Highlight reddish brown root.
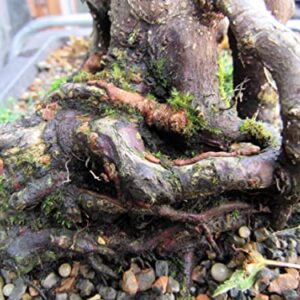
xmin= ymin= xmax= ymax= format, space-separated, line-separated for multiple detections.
xmin=88 ymin=80 xmax=188 ymax=134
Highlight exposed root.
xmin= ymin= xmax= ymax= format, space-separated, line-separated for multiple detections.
xmin=88 ymin=79 xmax=188 ymax=134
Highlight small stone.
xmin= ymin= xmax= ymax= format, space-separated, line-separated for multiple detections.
xmin=42 ymin=272 xmax=59 ymax=289
xmin=195 ymin=294 xmax=210 ymax=300
xmin=29 ymin=280 xmax=39 ymax=297
xmin=281 ymin=240 xmax=288 ymax=249
xmin=116 ymin=291 xmax=134 ymax=300
xmin=157 ymin=294 xmax=175 ymax=300
xmin=257 ymin=268 xmax=278 ymax=286
xmin=189 ymin=285 xmax=197 ymax=295
xmin=121 ymin=270 xmax=138 ymax=295
xmin=97 ymin=236 xmax=106 ymax=245
xmin=8 ymin=278 xmax=27 ymax=300
xmin=129 ymin=263 xmax=141 ymax=274
xmin=136 ymin=268 xmax=155 ymax=292
xmin=87 ymin=295 xmax=102 ymax=300
xmin=268 ymin=268 xmax=300 ymax=295
xmin=239 ymin=226 xmax=251 ymax=239
xmin=37 ymin=61 xmax=51 ymax=71
xmin=214 ymin=294 xmax=228 ymax=300
xmin=211 ymin=263 xmax=230 ymax=282
xmin=288 ymin=239 xmax=297 ymax=250
xmin=229 ymin=288 xmax=240 ymax=298
xmin=22 ymin=293 xmax=32 ymax=300
xmin=58 ymin=263 xmax=72 ymax=278
xmin=254 ymin=294 xmax=269 ymax=300
xmin=3 ymin=283 xmax=14 ymax=297
xmin=191 ymin=265 xmax=206 ymax=284
xmin=287 ymin=251 xmax=298 ymax=263
xmin=232 ymin=235 xmax=246 ymax=247
xmin=77 ymin=279 xmax=95 ymax=297
xmin=254 ymin=228 xmax=270 ymax=242
xmin=265 ymin=248 xmax=283 ymax=260
xmin=155 ymin=261 xmax=169 ymax=277
xmin=270 ymin=296 xmax=283 ymax=300
xmin=207 ymin=251 xmax=217 ymax=260
xmin=152 ymin=276 xmax=169 ymax=294
xmin=55 ymin=293 xmax=68 ymax=300
xmin=167 ymin=277 xmax=180 ymax=293
xmin=265 ymin=236 xmax=281 ymax=249
xmin=282 ymin=289 xmax=299 ymax=300
xmin=98 ymin=286 xmax=117 ymax=300
xmin=200 ymin=260 xmax=212 ymax=269
xmin=69 ymin=293 xmax=82 ymax=300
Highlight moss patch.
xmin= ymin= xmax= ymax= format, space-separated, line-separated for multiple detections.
xmin=240 ymin=117 xmax=274 ymax=144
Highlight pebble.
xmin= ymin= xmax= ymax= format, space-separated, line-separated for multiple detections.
xmin=58 ymin=263 xmax=72 ymax=278
xmin=77 ymin=279 xmax=95 ymax=297
xmin=254 ymin=294 xmax=269 ymax=300
xmin=268 ymin=268 xmax=299 ymax=295
xmin=121 ymin=270 xmax=138 ymax=295
xmin=152 ymin=276 xmax=169 ymax=294
xmin=270 ymin=296 xmax=283 ymax=300
xmin=191 ymin=265 xmax=206 ymax=284
xmin=97 ymin=236 xmax=106 ymax=245
xmin=239 ymin=226 xmax=251 ymax=239
xmin=211 ymin=263 xmax=230 ymax=282
xmin=98 ymin=286 xmax=117 ymax=300
xmin=136 ymin=268 xmax=155 ymax=292
xmin=232 ymin=235 xmax=246 ymax=247
xmin=214 ymin=294 xmax=228 ymax=300
xmin=287 ymin=238 xmax=297 ymax=250
xmin=282 ymin=289 xmax=299 ymax=300
xmin=265 ymin=248 xmax=284 ymax=260
xmin=8 ymin=278 xmax=27 ymax=300
xmin=55 ymin=293 xmax=68 ymax=300
xmin=287 ymin=251 xmax=298 ymax=263
xmin=265 ymin=236 xmax=281 ymax=249
xmin=21 ymin=293 xmax=32 ymax=300
xmin=166 ymin=277 xmax=180 ymax=293
xmin=69 ymin=293 xmax=82 ymax=300
xmin=254 ymin=228 xmax=271 ymax=242
xmin=129 ymin=263 xmax=141 ymax=274
xmin=42 ymin=272 xmax=59 ymax=289
xmin=281 ymin=240 xmax=288 ymax=249
xmin=87 ymin=295 xmax=102 ymax=300
xmin=155 ymin=261 xmax=169 ymax=277
xmin=3 ymin=283 xmax=14 ymax=297
xmin=157 ymin=294 xmax=175 ymax=300
xmin=257 ymin=268 xmax=278 ymax=285
xmin=116 ymin=291 xmax=134 ymax=300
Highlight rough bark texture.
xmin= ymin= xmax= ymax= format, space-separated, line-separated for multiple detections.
xmin=217 ymin=0 xmax=300 ymax=226
xmin=230 ymin=0 xmax=295 ymax=124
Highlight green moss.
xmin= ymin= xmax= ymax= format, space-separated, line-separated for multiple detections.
xmin=42 ymin=191 xmax=74 ymax=229
xmin=150 ymin=57 xmax=170 ymax=90
xmin=217 ymin=50 xmax=234 ymax=108
xmin=240 ymin=117 xmax=273 ymax=144
xmin=72 ymin=71 xmax=90 ymax=83
xmin=166 ymin=88 xmax=220 ymax=136
xmin=48 ymin=77 xmax=67 ymax=93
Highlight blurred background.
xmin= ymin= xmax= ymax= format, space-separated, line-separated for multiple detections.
xmin=0 ymin=0 xmax=89 ymax=68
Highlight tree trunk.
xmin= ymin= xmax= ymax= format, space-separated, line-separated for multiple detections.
xmin=0 ymin=0 xmax=299 ymax=275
